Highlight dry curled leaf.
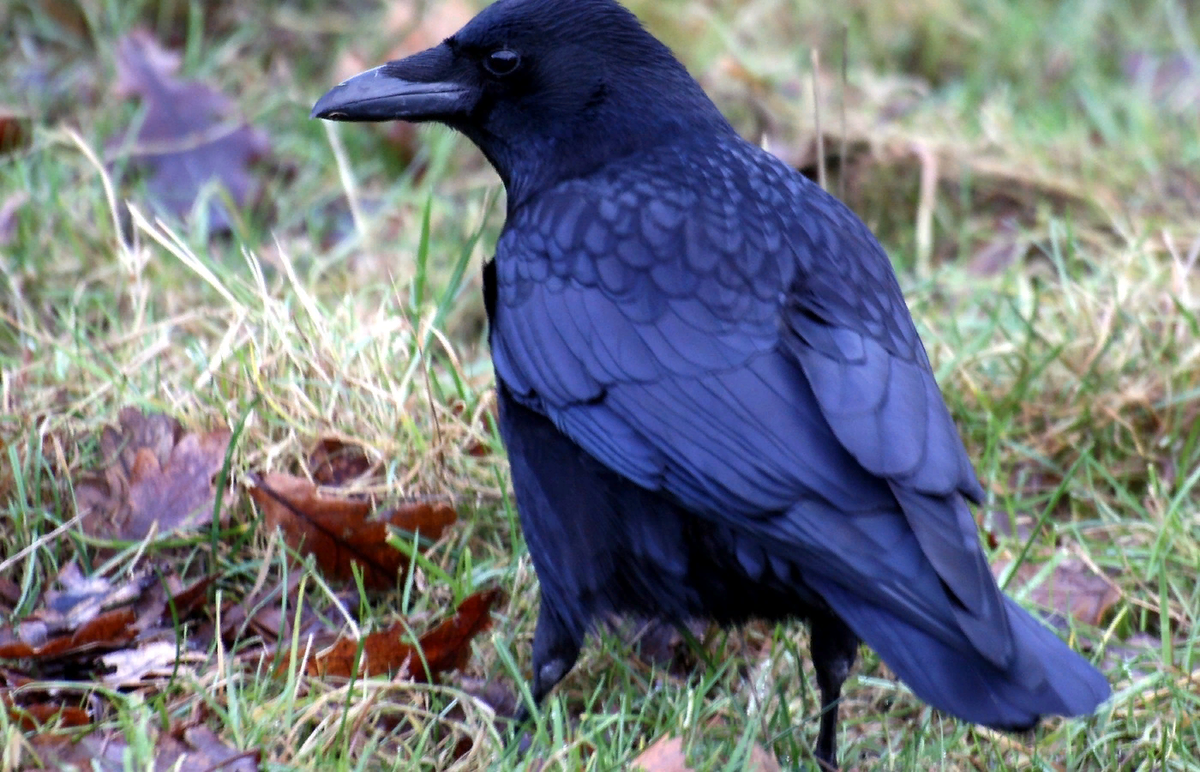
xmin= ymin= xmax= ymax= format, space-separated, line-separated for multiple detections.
xmin=74 ymin=407 xmax=232 ymax=541
xmin=249 ymin=472 xmax=456 ymax=590
xmin=305 ymin=588 xmax=500 ymax=681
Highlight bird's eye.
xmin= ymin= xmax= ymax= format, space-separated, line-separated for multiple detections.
xmin=484 ymin=49 xmax=521 ymax=77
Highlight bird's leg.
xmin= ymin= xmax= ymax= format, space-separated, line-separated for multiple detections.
xmin=809 ymin=612 xmax=859 ymax=771
xmin=513 ymin=599 xmax=581 ymax=725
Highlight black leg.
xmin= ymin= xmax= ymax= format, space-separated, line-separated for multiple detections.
xmin=513 ymin=598 xmax=582 ymax=725
xmin=809 ymin=612 xmax=859 ymax=770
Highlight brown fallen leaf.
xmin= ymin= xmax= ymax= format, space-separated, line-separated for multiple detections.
xmin=0 ymin=607 xmax=137 ymax=660
xmin=8 ymin=703 xmax=91 ymax=730
xmin=0 ymin=562 xmax=220 ymax=736
xmin=632 ymin=735 xmax=781 ymax=772
xmin=160 ymin=574 xmax=215 ymax=625
xmin=123 ymin=572 xmax=215 ymax=647
xmin=0 ymin=565 xmax=162 ymax=664
xmin=74 ymin=407 xmax=232 ymax=541
xmin=114 ymin=30 xmax=269 ymax=230
xmin=629 ymin=618 xmax=707 ymax=677
xmin=997 ymin=556 xmax=1120 ymax=628
xmin=305 ymin=588 xmax=500 ymax=681
xmin=308 ymin=438 xmax=372 ymax=486
xmin=0 ymin=109 xmax=32 ymax=156
xmin=2 ymin=695 xmax=91 ymax=730
xmin=249 ymin=472 xmax=456 ymax=590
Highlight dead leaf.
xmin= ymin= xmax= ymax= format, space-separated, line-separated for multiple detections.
xmin=34 ymin=564 xmax=155 ymax=633
xmin=997 ymin=556 xmax=1120 ymax=628
xmin=162 ymin=574 xmax=215 ymax=623
xmin=29 ymin=724 xmax=260 ymax=772
xmin=28 ymin=731 xmax=130 ymax=772
xmin=0 ymin=563 xmax=221 ymax=746
xmin=0 ymin=109 xmax=32 ymax=156
xmin=127 ymin=572 xmax=214 ymax=644
xmin=159 ymin=725 xmax=260 ymax=771
xmin=632 ymin=735 xmax=781 ymax=772
xmin=0 ymin=607 xmax=136 ymax=660
xmin=114 ymin=30 xmax=269 ymax=230
xmin=0 ymin=561 xmax=214 ymax=695
xmin=99 ymin=640 xmax=186 ymax=687
xmin=75 ymin=407 xmax=232 ymax=541
xmin=305 ymin=588 xmax=500 ymax=681
xmin=630 ymin=618 xmax=707 ymax=678
xmin=403 ymin=588 xmax=501 ymax=677
xmin=0 ymin=577 xmax=21 ymax=612
xmin=459 ymin=676 xmax=522 ymax=720
xmin=0 ymin=563 xmax=151 ymax=650
xmin=220 ymin=572 xmax=319 ymax=646
xmin=2 ymin=693 xmax=91 ymax=730
xmin=249 ymin=472 xmax=456 ymax=590
xmin=308 ymin=438 xmax=372 ymax=486
xmin=2 ymin=701 xmax=90 ymax=729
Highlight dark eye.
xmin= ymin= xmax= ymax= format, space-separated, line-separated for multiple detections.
xmin=484 ymin=49 xmax=521 ymax=77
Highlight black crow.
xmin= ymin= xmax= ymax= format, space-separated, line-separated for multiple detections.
xmin=312 ymin=0 xmax=1109 ymax=766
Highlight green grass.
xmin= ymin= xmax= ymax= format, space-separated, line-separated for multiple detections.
xmin=1 ymin=0 xmax=1198 ymax=769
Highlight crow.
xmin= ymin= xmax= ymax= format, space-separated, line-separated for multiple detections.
xmin=312 ymin=0 xmax=1110 ymax=766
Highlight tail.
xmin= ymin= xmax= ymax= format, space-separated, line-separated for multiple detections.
xmin=812 ymin=579 xmax=1110 ymax=728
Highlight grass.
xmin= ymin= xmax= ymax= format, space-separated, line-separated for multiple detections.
xmin=1 ymin=0 xmax=1199 ymax=769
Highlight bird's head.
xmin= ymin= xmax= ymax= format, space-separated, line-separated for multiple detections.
xmin=312 ymin=0 xmax=729 ymax=204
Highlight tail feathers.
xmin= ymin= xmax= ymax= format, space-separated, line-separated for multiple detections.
xmin=813 ymin=579 xmax=1110 ymax=728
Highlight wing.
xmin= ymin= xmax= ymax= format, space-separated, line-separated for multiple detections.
xmin=490 ymin=139 xmax=1010 ymax=666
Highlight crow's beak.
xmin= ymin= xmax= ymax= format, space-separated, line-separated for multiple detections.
xmin=311 ymin=47 xmax=474 ymax=122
